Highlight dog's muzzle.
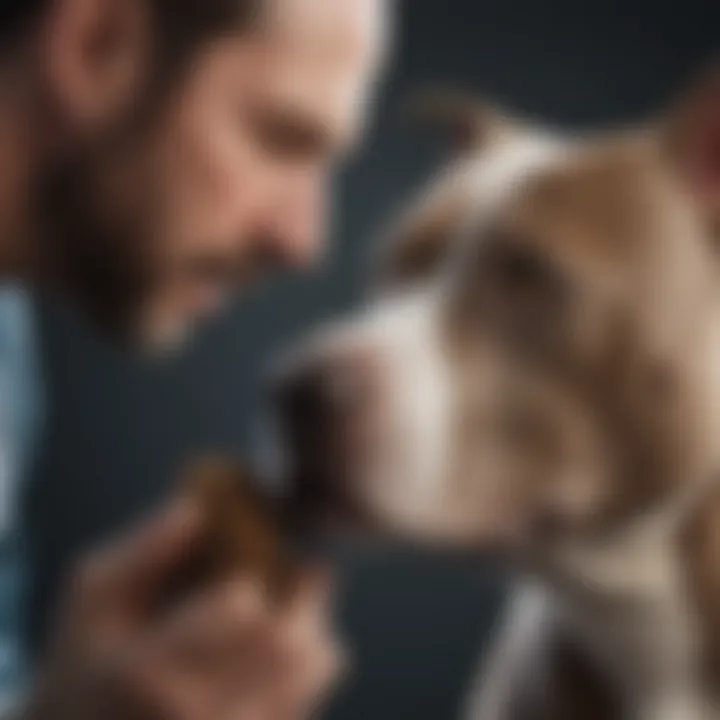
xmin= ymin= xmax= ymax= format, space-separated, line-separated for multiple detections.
xmin=272 ymin=341 xmax=379 ymax=527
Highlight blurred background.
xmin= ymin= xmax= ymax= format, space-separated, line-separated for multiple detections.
xmin=24 ymin=0 xmax=719 ymax=717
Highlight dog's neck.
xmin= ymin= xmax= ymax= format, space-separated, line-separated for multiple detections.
xmin=524 ymin=474 xmax=720 ymax=717
xmin=548 ymin=483 xmax=708 ymax=602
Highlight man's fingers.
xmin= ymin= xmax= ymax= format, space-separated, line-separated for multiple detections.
xmin=254 ymin=569 xmax=345 ymax=720
xmin=127 ymin=580 xmax=272 ymax=718
xmin=77 ymin=497 xmax=202 ymax=610
xmin=127 ymin=568 xmax=346 ymax=720
xmin=285 ymin=637 xmax=347 ymax=706
xmin=286 ymin=565 xmax=335 ymax=627
xmin=151 ymin=578 xmax=271 ymax=667
xmin=238 ymin=631 xmax=347 ymax=720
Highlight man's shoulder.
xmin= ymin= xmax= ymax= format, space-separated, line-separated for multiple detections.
xmin=0 ymin=287 xmax=37 ymax=350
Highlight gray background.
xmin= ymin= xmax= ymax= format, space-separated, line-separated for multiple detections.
xmin=24 ymin=0 xmax=720 ymax=717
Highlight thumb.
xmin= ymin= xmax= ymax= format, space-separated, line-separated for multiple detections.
xmin=86 ymin=497 xmax=203 ymax=612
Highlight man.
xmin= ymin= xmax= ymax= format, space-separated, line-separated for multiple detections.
xmin=0 ymin=0 xmax=390 ymax=717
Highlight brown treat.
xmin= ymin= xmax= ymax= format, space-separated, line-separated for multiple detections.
xmin=180 ymin=457 xmax=294 ymax=602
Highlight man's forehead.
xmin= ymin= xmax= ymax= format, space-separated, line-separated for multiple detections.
xmin=253 ymin=0 xmax=388 ymax=146
xmin=262 ymin=0 xmax=389 ymax=56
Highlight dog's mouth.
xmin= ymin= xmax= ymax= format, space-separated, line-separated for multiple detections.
xmin=258 ymin=343 xmax=390 ymax=540
xmin=276 ymin=397 xmax=379 ymax=536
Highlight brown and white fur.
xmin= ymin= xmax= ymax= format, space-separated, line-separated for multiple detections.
xmin=278 ymin=67 xmax=720 ymax=720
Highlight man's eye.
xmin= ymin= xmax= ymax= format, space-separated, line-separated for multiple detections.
xmin=253 ymin=111 xmax=328 ymax=161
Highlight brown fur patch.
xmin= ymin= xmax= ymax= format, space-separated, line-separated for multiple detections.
xmin=530 ymin=629 xmax=621 ymax=720
xmin=440 ymin=134 xmax=716 ymax=540
xmin=680 ymin=481 xmax=720 ymax=695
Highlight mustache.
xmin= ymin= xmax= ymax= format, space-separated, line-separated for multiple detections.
xmin=186 ymin=238 xmax=295 ymax=287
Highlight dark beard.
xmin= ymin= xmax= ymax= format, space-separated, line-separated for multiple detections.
xmin=37 ymin=134 xmax=161 ymax=347
xmin=34 ymin=61 xmax=183 ymax=348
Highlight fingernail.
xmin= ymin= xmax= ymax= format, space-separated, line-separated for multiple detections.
xmin=312 ymin=568 xmax=336 ymax=606
xmin=229 ymin=577 xmax=268 ymax=613
xmin=165 ymin=496 xmax=202 ymax=531
xmin=302 ymin=564 xmax=334 ymax=595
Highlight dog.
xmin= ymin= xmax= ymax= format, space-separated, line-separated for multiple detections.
xmin=276 ymin=66 xmax=720 ymax=720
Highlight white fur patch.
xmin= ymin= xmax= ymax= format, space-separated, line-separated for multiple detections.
xmin=459 ymin=132 xmax=572 ymax=208
xmin=299 ymin=132 xmax=577 ymax=535
xmin=348 ymin=287 xmax=452 ymax=530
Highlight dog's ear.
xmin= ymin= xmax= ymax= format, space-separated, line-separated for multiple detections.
xmin=663 ymin=62 xmax=720 ymax=230
xmin=402 ymin=87 xmax=508 ymax=154
xmin=375 ymin=190 xmax=468 ymax=289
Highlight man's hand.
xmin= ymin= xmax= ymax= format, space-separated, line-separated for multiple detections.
xmin=26 ymin=499 xmax=346 ymax=720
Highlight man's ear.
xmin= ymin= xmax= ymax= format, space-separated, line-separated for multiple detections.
xmin=40 ymin=0 xmax=151 ymax=131
xmin=401 ymin=86 xmax=510 ymax=155
xmin=662 ymin=62 xmax=720 ymax=230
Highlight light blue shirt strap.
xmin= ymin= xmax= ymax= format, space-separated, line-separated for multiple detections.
xmin=0 ymin=286 xmax=42 ymax=712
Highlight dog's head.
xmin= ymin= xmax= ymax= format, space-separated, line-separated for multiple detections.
xmin=278 ymin=68 xmax=720 ymax=555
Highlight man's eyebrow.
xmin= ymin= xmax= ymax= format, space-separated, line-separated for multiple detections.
xmin=254 ymin=103 xmax=344 ymax=155
xmin=287 ymin=111 xmax=336 ymax=151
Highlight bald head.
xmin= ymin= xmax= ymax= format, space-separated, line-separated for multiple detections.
xmin=251 ymin=0 xmax=391 ymax=149
xmin=263 ymin=0 xmax=390 ymax=59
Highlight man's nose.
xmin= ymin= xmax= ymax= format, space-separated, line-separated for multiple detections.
xmin=263 ymin=184 xmax=328 ymax=269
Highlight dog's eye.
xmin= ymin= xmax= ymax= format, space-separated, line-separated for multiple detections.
xmin=485 ymin=242 xmax=550 ymax=292
xmin=470 ymin=234 xmax=569 ymax=352
xmin=477 ymin=231 xmax=558 ymax=292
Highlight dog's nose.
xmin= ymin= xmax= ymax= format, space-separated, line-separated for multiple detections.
xmin=275 ymin=362 xmax=325 ymax=425
xmin=274 ymin=351 xmax=371 ymax=431
xmin=271 ymin=345 xmax=377 ymax=520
